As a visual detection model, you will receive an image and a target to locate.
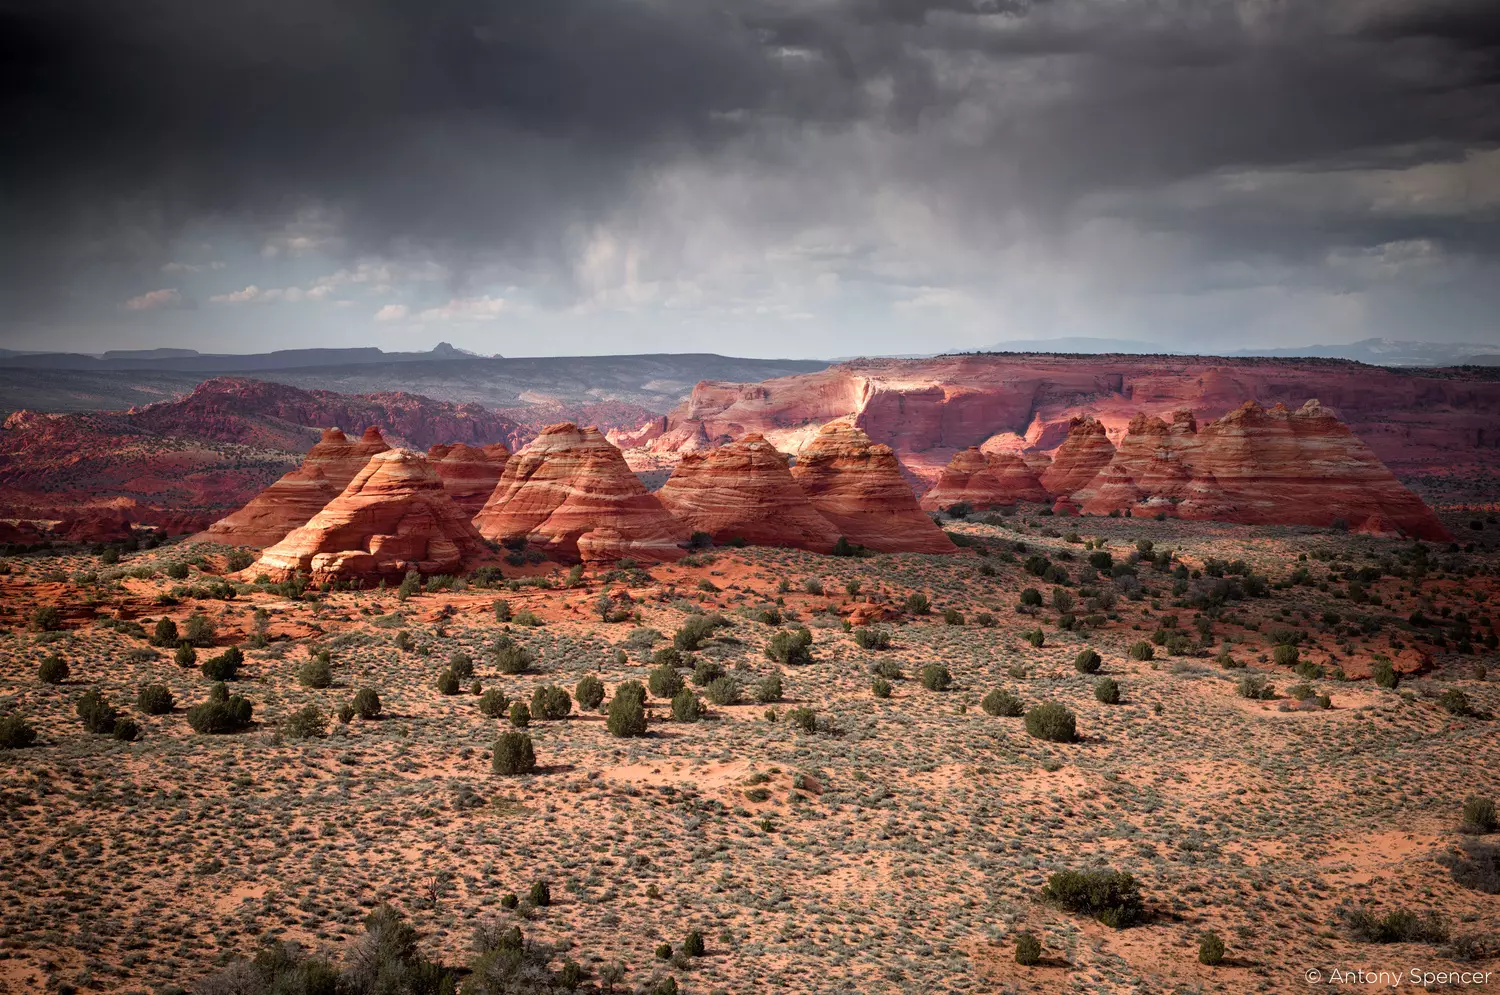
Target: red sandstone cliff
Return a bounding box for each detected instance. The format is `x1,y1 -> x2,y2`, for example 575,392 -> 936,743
919,447 -> 1050,511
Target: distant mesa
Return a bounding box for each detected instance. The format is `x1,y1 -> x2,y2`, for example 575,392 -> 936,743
473,423 -> 689,564
199,426 -> 391,548
919,447 -> 1049,511
656,434 -> 841,552
427,441 -> 510,517
250,448 -> 486,583
790,421 -> 955,554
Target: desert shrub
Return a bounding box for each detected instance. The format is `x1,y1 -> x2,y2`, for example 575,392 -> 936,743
671,690 -> 701,722
575,675 -> 606,710
942,607 -> 964,626
1439,689 -> 1473,716
1089,551 -> 1113,570
920,664 -> 952,691
186,683 -> 253,733
904,592 -> 930,615
493,732 -> 536,775
183,612 -> 215,646
38,654 -> 69,684
448,651 -> 475,681
529,881 -> 551,907
872,677 -> 892,698
112,716 -> 140,741
674,613 -> 726,652
854,627 -> 891,650
298,656 -> 333,689
802,577 -> 824,595
1440,841 -> 1500,894
394,630 -> 414,652
1272,644 -> 1300,668
981,688 -> 1024,717
1127,640 -> 1155,661
151,617 -> 180,646
765,627 -> 814,666
492,599 -> 512,623
655,943 -> 672,961
691,659 -> 726,687
137,683 -> 175,714
31,605 -> 63,632
873,658 -> 902,679
682,930 -> 705,957
352,687 -> 381,719
1238,675 -> 1275,700
530,684 -> 572,720
651,645 -> 685,669
508,702 -> 530,728
0,715 -> 37,749
1023,628 -> 1045,648
1095,677 -> 1121,704
1073,648 -> 1101,674
1341,906 -> 1449,944
1019,587 -> 1043,608
1463,797 -> 1498,834
1041,869 -> 1144,927
1014,932 -> 1041,966
1025,702 -> 1077,742
478,689 -> 510,718
607,682 -> 648,737
1198,932 -> 1225,965
337,704 -> 355,724
281,704 -> 327,740
786,706 -> 817,732
437,669 -> 461,695
704,676 -> 741,706
755,673 -> 783,704
174,642 -> 197,668
492,637 -> 534,675
165,561 -> 190,580
201,646 -> 243,681
1372,657 -> 1399,689
76,689 -> 118,734
649,663 -> 684,699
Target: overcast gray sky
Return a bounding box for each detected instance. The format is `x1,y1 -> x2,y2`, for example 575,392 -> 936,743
3,0 -> 1498,358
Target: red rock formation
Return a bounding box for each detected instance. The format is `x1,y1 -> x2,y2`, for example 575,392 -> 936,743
656,434 -> 839,552
1075,401 -> 1451,540
54,509 -> 134,543
919,447 -> 1050,511
427,442 -> 509,517
251,448 -> 486,582
1038,417 -> 1117,496
473,423 -> 688,564
789,422 -> 954,554
197,427 -> 391,547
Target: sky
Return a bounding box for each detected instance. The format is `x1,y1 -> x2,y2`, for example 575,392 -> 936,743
3,0 -> 1499,360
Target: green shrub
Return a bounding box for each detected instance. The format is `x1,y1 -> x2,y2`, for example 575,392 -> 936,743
942,607 -> 964,626
174,642 -> 197,668
38,655 -> 69,684
981,688 -> 1024,717
492,636 -> 534,675
76,689 -> 118,734
528,881 -> 551,907
165,561 -> 190,580
1127,640 -> 1154,661
854,627 -> 891,650
607,682 -> 648,737
1272,644 -> 1299,668
1439,689 -> 1473,716
0,714 -> 37,749
575,675 -> 606,710
1073,648 -> 1101,674
478,688 -> 510,718
671,689 -> 702,722
352,687 -> 381,719
1094,677 -> 1120,704
493,732 -> 536,775
1041,869 -> 1144,927
1025,702 -> 1077,742
530,685 -> 572,720
682,930 -> 705,957
298,656 -> 333,688
873,658 -> 902,680
649,663 -> 684,699
786,706 -> 817,732
755,673 -> 783,704
281,704 -> 327,740
1372,657 -> 1398,689
186,684 -> 253,734
137,683 -> 175,715
437,669 -> 461,695
691,659 -> 725,687
508,701 -> 531,728
1198,932 -> 1225,966
1463,797 -> 1498,834
872,677 -> 892,698
765,627 -> 814,666
704,676 -> 741,706
904,592 -> 930,615
448,651 -> 475,681
1014,932 -> 1041,966
1019,587 -> 1043,608
1341,906 -> 1449,944
1238,675 -> 1275,700
920,664 -> 952,691
151,617 -> 180,646
1023,628 -> 1045,648
674,614 -> 726,651
201,646 -> 243,681
493,599 -> 512,623
112,716 -> 140,742
183,612 -> 215,646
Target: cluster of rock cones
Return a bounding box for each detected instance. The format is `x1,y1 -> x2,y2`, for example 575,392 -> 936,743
205,398 -> 1449,584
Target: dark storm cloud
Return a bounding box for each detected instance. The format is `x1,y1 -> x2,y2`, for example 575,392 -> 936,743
2,0 -> 1498,332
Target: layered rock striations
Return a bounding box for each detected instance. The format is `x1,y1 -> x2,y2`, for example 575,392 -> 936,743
656,434 -> 840,552
198,427 -> 391,547
427,442 -> 509,517
919,447 -> 1049,511
473,423 -> 688,563
789,422 -> 955,554
251,448 -> 486,582
1038,417 -> 1117,496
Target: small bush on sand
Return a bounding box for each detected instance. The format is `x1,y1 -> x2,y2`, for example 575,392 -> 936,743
1074,648 -> 1101,674
765,628 -> 814,666
1014,932 -> 1041,966
982,688 -> 1024,717
493,732 -> 536,775
76,689 -> 119,734
352,687 -> 381,719
607,682 -> 648,737
1198,932 -> 1225,965
137,684 -> 175,715
920,664 -> 952,691
1025,702 -> 1077,742
575,675 -> 606,710
1041,869 -> 1144,927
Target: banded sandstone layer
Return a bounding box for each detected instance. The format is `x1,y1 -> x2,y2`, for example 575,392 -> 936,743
919,447 -> 1050,511
473,423 -> 688,564
252,448 -> 486,582
656,434 -> 840,552
427,442 -> 510,517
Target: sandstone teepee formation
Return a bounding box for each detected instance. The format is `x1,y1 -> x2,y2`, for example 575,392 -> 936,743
919,447 -> 1050,511
427,442 -> 510,517
1038,416 -> 1115,497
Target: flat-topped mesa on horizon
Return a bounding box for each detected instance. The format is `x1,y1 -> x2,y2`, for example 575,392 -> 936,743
919,447 -> 1050,511
472,422 -> 689,564
656,434 -> 841,552
249,448 -> 487,582
1039,416 -> 1117,497
427,442 -> 510,517
197,426 -> 391,548
1071,400 -> 1452,540
789,421 -> 955,554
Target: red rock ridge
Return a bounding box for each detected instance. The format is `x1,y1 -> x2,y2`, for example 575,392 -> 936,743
656,434 -> 840,552
473,423 -> 688,564
1038,417 -> 1117,496
789,421 -> 954,554
251,448 -> 486,583
919,447 -> 1050,511
427,442 -> 510,517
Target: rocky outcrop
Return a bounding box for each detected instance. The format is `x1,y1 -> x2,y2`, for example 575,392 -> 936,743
1038,417 -> 1116,496
1073,401 -> 1451,540
789,422 -> 954,554
197,427 -> 391,548
54,509 -> 134,543
250,448 -> 486,582
919,447 -> 1050,511
427,442 -> 509,517
656,434 -> 840,552
473,423 -> 688,564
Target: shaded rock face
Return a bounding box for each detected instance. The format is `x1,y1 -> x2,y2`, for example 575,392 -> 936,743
656,434 -> 840,552
1074,401 -> 1452,540
789,421 -> 955,554
427,442 -> 510,517
251,448 -> 486,582
198,427 -> 391,548
54,509 -> 134,543
472,423 -> 688,563
919,447 -> 1050,511
1039,417 -> 1116,497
